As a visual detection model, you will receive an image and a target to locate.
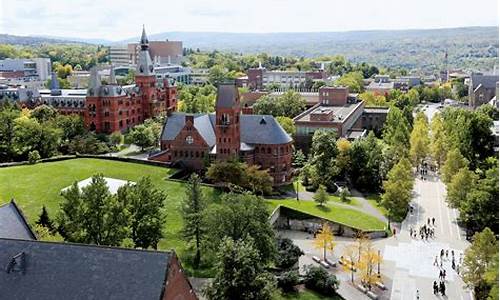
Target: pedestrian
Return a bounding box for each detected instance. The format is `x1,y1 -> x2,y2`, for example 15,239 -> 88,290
452,259 -> 456,270
441,282 -> 446,296
440,260 -> 443,268
416,289 -> 419,300
410,228 -> 413,237
427,218 -> 430,225
446,250 -> 449,259
457,264 -> 460,275
451,250 -> 454,258
432,217 -> 435,225
440,249 -> 444,258
434,256 -> 438,266
439,270 -> 443,280
433,281 -> 438,295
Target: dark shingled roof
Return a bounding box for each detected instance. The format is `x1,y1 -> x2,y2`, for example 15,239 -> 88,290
0,238 -> 173,300
471,74 -> 499,89
0,200 -> 37,240
216,84 -> 239,108
161,113 -> 292,146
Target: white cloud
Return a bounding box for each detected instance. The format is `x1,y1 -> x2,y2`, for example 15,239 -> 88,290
0,0 -> 497,41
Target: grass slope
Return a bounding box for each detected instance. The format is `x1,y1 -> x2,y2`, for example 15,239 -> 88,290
266,199 -> 386,231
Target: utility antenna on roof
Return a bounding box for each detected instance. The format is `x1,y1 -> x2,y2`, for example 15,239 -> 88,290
6,252 -> 26,275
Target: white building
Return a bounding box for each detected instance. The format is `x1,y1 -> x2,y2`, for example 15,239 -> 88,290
0,58 -> 51,81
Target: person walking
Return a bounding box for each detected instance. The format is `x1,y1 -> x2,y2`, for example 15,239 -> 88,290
416,289 -> 420,300
434,256 -> 438,266
439,270 -> 443,280
433,281 -> 438,295
432,217 -> 435,226
445,250 -> 449,259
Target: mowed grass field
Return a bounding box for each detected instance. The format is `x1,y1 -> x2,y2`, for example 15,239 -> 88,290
0,158 -> 210,260
266,199 -> 386,232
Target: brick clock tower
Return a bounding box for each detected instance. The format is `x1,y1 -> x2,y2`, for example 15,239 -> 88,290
215,84 -> 241,159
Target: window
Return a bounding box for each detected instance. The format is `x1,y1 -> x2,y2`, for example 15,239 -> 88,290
267,147 -> 271,154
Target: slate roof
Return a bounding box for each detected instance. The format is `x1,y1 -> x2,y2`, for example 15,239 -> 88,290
471,74 -> 498,89
216,84 -> 239,108
0,238 -> 173,300
161,113 -> 292,146
0,200 -> 37,240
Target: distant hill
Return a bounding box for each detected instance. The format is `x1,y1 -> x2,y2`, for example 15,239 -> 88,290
0,34 -> 86,45
2,27 -> 498,71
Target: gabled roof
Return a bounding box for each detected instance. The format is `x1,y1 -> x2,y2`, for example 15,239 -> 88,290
0,238 -> 173,300
0,200 -> 37,240
161,113 -> 292,146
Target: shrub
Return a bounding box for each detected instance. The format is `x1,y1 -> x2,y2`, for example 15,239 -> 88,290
276,238 -> 304,269
277,270 -> 300,292
303,265 -> 339,295
28,150 -> 41,164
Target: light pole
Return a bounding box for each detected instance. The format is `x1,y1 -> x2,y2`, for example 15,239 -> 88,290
296,180 -> 299,201
377,249 -> 381,278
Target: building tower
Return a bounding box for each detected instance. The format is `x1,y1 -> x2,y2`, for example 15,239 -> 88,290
135,25 -> 157,119
215,84 -> 241,160
85,67 -> 102,132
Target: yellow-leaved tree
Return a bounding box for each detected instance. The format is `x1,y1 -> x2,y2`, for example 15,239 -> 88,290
356,240 -> 383,290
313,223 -> 336,260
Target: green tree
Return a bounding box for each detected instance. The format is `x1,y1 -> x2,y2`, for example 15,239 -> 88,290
28,150 -> 40,164
276,238 -> 304,270
208,65 -> 227,85
303,265 -> 339,296
181,174 -> 207,268
204,193 -> 277,263
276,116 -> 296,136
381,158 -> 414,221
382,106 -> 410,169
310,130 -> 339,190
336,71 -> 364,93
430,114 -> 448,167
36,205 -> 54,232
409,112 -> 430,166
57,174 -> 130,246
31,105 -> 57,123
462,228 -> 499,300
313,185 -> 328,206
203,237 -> 276,300
0,104 -> 20,161
485,253 -> 499,300
446,168 -> 478,208
441,148 -> 468,184
13,117 -> 62,159
117,177 -> 166,249
127,124 -> 156,151
348,131 -> 384,192
110,131 -> 123,145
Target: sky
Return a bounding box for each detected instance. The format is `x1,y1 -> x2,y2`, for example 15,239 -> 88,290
0,0 -> 498,41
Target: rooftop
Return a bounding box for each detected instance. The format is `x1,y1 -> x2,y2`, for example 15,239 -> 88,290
294,102 -> 362,123
0,238 -> 173,300
0,200 -> 37,240
61,177 -> 135,195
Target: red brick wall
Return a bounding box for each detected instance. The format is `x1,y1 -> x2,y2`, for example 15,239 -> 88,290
247,68 -> 264,90
163,254 -> 198,300
319,87 -> 348,106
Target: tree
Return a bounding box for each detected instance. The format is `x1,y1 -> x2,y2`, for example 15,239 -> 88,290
441,148 -> 468,184
180,174 -> 207,268
36,205 -> 54,232
342,244 -> 359,283
336,138 -> 351,180
277,270 -> 300,293
313,185 -> 328,206
276,116 -> 296,136
31,105 -> 57,122
430,114 -> 447,167
313,223 -> 336,260
57,174 -> 130,246
336,71 -> 364,93
462,228 -> 499,300
356,241 -> 382,290
485,253 -> 499,300
13,117 -> 62,159
292,149 -> 307,169
382,107 -> 410,167
117,177 -> 166,249
339,188 -> 350,203
276,238 -> 304,270
127,124 -> 156,151
409,112 -> 430,166
203,237 -> 276,300
0,103 -> 20,161
310,130 -> 339,190
359,92 -> 387,106
204,193 -> 277,263
381,158 -> 414,221
348,132 -> 384,192
109,131 -> 123,145
303,265 -> 339,296
253,91 -> 306,118
446,168 -> 478,208
244,164 -> 273,195
28,150 -> 40,164
208,65 -> 227,85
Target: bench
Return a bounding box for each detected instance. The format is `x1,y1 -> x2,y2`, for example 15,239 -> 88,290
319,261 -> 330,269
325,258 -> 337,267
356,284 -> 368,293
375,281 -> 386,290
312,256 -> 321,263
367,291 -> 378,299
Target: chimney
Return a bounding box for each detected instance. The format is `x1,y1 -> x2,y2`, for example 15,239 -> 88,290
185,115 -> 194,124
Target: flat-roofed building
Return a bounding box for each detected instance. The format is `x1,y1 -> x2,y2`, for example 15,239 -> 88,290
0,58 -> 51,81
109,46 -> 131,66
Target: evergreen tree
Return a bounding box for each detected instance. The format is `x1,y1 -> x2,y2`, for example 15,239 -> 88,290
313,185 -> 328,206
36,205 -> 54,232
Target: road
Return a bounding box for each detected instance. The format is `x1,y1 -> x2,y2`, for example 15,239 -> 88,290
382,172 -> 472,300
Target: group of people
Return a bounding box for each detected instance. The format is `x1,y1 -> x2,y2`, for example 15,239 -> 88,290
431,248 -> 463,296
409,218 -> 436,240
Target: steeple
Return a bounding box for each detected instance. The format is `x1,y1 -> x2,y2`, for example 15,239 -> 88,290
140,25 -> 149,50
50,72 -> 61,96
109,65 -> 116,85
136,26 -> 155,76
87,66 -> 101,96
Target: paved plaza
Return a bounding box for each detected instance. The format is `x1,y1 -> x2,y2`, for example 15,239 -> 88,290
281,170 -> 474,300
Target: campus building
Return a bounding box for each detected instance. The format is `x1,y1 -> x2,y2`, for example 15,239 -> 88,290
0,58 -> 51,81
40,27 -> 178,134
247,63 -> 326,91
293,86 -> 389,151
468,73 -> 499,108
110,37 -> 183,66
150,84 -> 294,185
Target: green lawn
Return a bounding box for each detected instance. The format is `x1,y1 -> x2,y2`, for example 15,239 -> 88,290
275,289 -> 343,300
0,158 -> 218,275
267,199 -> 386,232
365,194 -> 388,217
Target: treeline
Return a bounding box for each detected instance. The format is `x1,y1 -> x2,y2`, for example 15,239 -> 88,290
0,103 -> 115,163
0,44 -> 109,70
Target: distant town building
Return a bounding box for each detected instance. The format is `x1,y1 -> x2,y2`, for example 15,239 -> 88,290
111,38 -> 183,67
190,68 -> 210,85
0,84 -> 40,102
108,45 -> 130,66
155,65 -> 192,84
293,86 -> 389,151
366,75 -> 394,96
0,58 -> 51,81
150,84 -> 293,185
247,64 -> 326,91
393,76 -> 421,91
468,73 -> 499,108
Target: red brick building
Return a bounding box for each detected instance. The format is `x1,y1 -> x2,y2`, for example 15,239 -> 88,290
150,84 -> 293,185
42,27 -> 177,134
